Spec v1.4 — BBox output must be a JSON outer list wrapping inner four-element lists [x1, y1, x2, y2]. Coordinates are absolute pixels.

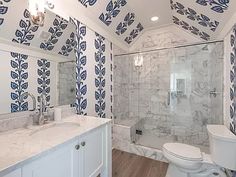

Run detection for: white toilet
[[163, 125, 236, 177]]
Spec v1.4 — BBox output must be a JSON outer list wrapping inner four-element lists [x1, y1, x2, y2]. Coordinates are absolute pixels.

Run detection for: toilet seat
[[163, 143, 203, 162], [163, 143, 204, 172]]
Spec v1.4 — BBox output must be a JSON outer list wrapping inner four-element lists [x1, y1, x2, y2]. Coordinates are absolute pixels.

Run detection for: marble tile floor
[[112, 149, 168, 177]]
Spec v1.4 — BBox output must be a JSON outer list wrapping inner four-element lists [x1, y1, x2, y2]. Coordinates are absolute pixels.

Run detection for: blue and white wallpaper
[[196, 0, 229, 13], [224, 23, 236, 135], [78, 0, 97, 8], [229, 24, 236, 135], [0, 0, 76, 60], [73, 19, 88, 115], [40, 15, 68, 51], [37, 59, 51, 105], [0, 0, 11, 26], [12, 9, 39, 46], [170, 0, 234, 41], [72, 19, 113, 118], [0, 50, 57, 114], [10, 52, 29, 112], [99, 0, 127, 26], [77, 0, 144, 45], [94, 32, 106, 118], [171, 1, 219, 32]]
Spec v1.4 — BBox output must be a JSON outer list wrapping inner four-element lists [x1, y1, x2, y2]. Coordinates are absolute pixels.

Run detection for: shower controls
[[136, 130, 143, 135], [75, 144, 80, 150], [167, 91, 171, 106], [209, 88, 221, 98], [81, 141, 86, 147]]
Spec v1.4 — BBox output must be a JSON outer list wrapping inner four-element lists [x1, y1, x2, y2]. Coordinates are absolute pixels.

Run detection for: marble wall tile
[[112, 124, 168, 162], [114, 42, 224, 148]]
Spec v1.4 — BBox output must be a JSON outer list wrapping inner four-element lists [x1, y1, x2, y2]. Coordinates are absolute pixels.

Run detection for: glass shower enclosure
[[113, 41, 224, 153]]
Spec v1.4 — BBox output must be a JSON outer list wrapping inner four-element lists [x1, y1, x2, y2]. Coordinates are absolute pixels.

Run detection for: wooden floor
[[112, 149, 168, 177]]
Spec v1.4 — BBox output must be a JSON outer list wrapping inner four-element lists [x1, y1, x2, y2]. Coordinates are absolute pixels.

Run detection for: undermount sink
[[29, 122, 80, 136]]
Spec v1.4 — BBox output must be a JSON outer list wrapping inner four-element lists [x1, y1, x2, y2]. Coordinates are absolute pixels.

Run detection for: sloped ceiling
[[0, 0, 235, 54], [0, 0, 76, 60], [76, 0, 236, 46], [170, 0, 236, 41], [78, 0, 145, 45]]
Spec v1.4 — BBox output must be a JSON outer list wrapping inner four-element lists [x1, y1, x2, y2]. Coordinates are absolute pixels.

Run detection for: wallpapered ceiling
[[170, 0, 234, 41], [77, 0, 236, 43], [78, 0, 144, 45], [0, 0, 235, 49], [0, 0, 76, 59]]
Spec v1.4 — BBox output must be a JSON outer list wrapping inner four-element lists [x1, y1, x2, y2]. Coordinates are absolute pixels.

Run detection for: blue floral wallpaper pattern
[[173, 16, 210, 41], [116, 13, 135, 35], [40, 15, 68, 51], [0, 0, 11, 26], [110, 42, 113, 118], [230, 24, 236, 135], [196, 0, 229, 13], [171, 0, 219, 32], [99, 0, 127, 26], [74, 20, 88, 115], [37, 59, 51, 104], [124, 23, 144, 44], [12, 9, 39, 46], [78, 0, 97, 7], [58, 32, 77, 56], [10, 52, 29, 113], [95, 32, 106, 118]]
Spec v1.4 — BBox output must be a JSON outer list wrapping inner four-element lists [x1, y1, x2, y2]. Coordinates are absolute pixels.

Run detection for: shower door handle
[[167, 91, 170, 106]]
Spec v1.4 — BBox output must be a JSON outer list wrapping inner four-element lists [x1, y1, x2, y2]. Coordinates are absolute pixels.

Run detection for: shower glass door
[[114, 42, 224, 153]]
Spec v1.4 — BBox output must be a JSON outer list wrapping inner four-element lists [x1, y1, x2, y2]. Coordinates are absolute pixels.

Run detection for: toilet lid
[[163, 143, 203, 161]]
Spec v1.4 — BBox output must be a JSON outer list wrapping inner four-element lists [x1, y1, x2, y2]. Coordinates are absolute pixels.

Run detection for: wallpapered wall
[[0, 15, 113, 119], [224, 23, 236, 135], [0, 51, 57, 114], [72, 19, 113, 119]]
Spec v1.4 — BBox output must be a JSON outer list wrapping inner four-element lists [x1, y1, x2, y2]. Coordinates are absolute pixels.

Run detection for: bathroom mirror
[[58, 61, 77, 106], [0, 6, 77, 115]]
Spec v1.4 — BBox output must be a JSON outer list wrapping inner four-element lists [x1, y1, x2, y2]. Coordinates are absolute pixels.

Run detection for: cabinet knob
[[75, 144, 80, 150], [81, 141, 86, 147]]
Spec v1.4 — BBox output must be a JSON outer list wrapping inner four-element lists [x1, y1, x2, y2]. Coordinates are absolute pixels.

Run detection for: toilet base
[[165, 164, 188, 177], [165, 164, 227, 177]]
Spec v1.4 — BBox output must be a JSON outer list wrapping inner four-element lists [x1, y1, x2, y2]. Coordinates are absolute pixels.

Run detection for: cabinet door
[[22, 140, 79, 177], [81, 127, 104, 177], [3, 169, 21, 177]]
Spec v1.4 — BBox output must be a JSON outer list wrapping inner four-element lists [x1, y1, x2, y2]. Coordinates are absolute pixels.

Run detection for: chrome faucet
[[20, 92, 36, 111], [38, 94, 48, 125], [20, 93, 49, 125]]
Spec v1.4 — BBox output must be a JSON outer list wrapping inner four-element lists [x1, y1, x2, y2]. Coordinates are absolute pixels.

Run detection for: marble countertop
[[0, 115, 111, 176]]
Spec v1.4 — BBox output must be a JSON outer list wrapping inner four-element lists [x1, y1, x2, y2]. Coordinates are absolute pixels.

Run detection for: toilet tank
[[207, 125, 236, 171]]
